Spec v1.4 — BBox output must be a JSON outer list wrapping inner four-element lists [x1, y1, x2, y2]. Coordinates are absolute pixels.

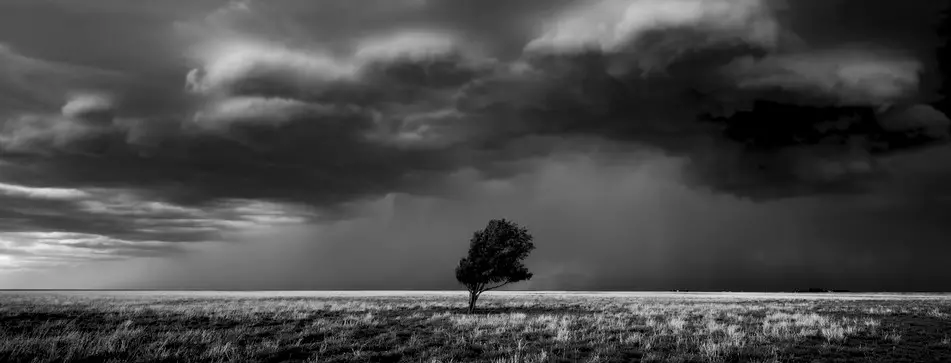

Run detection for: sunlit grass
[[0, 292, 949, 362]]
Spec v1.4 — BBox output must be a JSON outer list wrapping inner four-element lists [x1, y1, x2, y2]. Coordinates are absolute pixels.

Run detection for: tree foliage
[[455, 218, 535, 313]]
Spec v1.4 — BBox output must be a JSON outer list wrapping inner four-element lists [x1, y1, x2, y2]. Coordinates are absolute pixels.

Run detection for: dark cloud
[[446, 0, 947, 198], [0, 0, 949, 288], [5, 0, 944, 203], [0, 44, 121, 116]]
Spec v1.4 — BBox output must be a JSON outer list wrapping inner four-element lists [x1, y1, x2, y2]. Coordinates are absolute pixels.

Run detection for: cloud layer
[[0, 0, 949, 284]]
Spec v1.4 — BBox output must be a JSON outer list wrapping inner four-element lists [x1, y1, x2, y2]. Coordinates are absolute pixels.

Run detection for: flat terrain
[[1, 291, 950, 362]]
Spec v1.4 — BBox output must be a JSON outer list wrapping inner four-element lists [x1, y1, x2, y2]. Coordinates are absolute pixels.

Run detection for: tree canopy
[[455, 218, 535, 313]]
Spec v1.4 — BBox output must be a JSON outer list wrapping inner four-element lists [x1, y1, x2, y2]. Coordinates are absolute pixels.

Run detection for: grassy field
[[1, 291, 950, 362]]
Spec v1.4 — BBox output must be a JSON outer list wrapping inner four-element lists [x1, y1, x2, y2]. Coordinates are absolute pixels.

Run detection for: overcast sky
[[1, 0, 950, 291]]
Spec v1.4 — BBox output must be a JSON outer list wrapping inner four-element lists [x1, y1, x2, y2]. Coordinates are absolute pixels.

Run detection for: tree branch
[[480, 281, 512, 293]]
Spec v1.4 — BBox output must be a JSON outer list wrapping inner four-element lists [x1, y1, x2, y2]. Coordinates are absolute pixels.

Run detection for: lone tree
[[455, 218, 535, 313]]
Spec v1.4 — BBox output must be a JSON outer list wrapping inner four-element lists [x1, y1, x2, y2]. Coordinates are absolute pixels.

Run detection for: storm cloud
[[1, 0, 949, 290]]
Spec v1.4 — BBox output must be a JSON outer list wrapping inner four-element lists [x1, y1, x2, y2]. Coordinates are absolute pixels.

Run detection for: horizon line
[[2, 289, 950, 294]]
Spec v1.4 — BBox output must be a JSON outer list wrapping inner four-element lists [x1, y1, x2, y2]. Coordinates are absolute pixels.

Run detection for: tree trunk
[[467, 291, 479, 313]]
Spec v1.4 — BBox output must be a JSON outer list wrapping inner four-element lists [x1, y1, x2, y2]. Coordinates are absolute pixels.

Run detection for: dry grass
[[1, 291, 950, 362]]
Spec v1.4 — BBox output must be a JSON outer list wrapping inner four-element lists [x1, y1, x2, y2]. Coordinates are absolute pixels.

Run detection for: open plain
[[1, 291, 949, 362]]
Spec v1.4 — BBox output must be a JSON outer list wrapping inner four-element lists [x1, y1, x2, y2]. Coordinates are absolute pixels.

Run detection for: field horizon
[[4, 290, 950, 295]]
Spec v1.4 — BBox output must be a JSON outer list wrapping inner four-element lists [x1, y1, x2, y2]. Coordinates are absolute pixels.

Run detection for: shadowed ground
[[0, 291, 949, 362]]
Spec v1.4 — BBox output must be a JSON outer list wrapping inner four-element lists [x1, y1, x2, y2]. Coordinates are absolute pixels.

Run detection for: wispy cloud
[[0, 182, 312, 268], [0, 182, 89, 201]]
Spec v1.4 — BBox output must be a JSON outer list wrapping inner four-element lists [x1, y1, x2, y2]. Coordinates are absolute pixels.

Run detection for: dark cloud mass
[[1, 0, 950, 290]]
